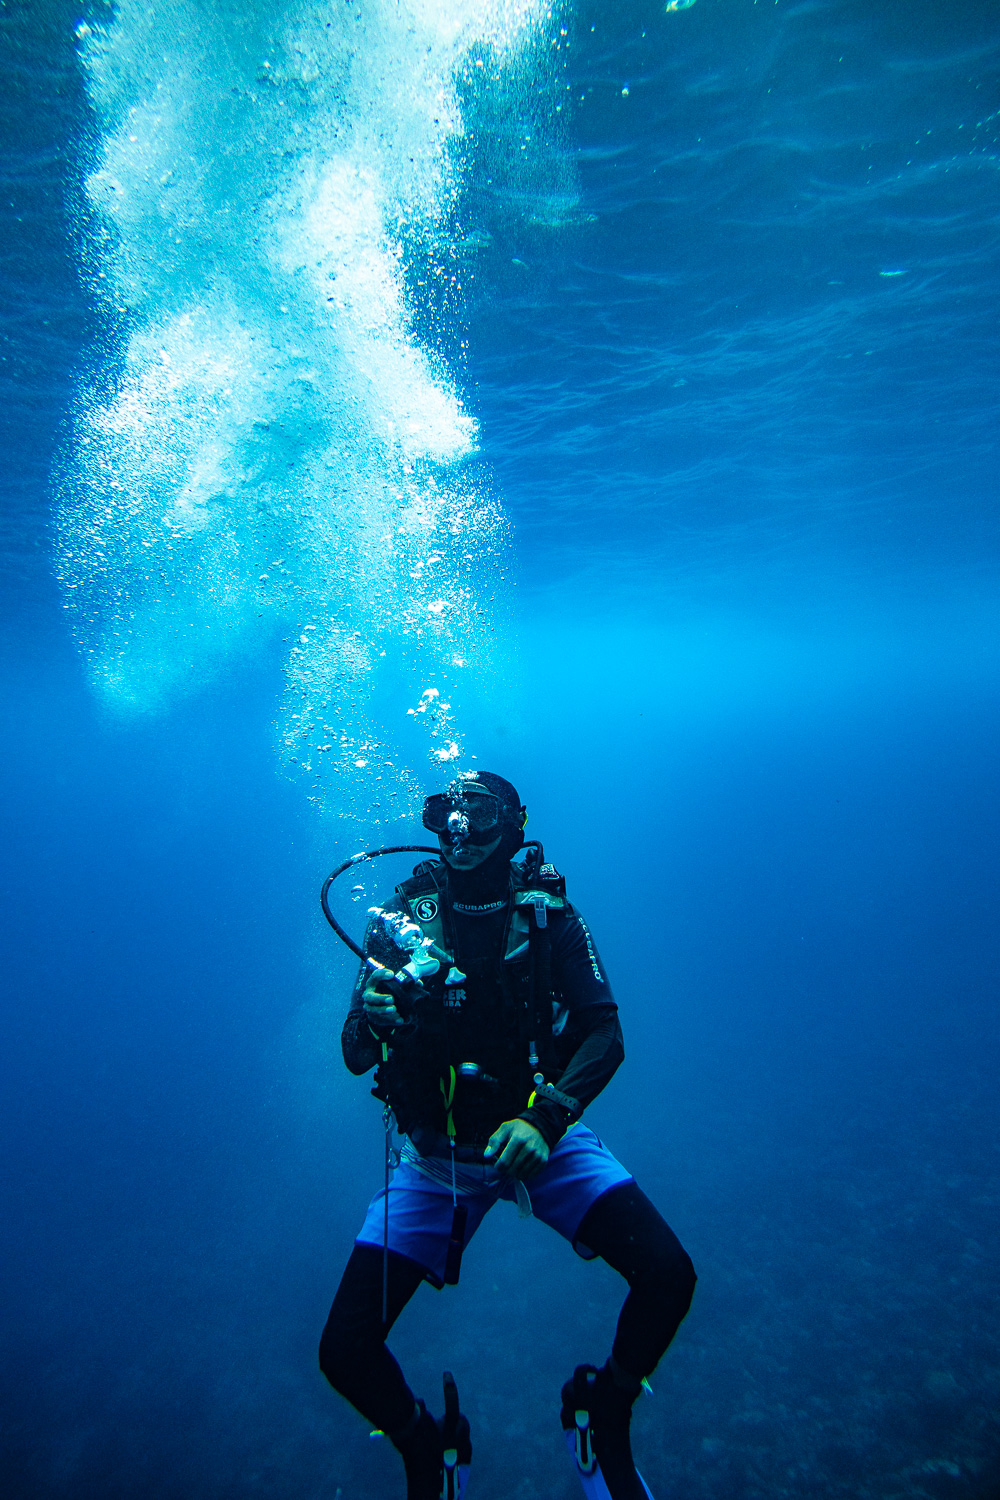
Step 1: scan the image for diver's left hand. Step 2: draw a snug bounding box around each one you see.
[484,1119,550,1179]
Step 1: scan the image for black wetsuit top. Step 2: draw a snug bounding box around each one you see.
[341,868,625,1149]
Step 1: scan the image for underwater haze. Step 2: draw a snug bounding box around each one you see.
[2,0,999,1496]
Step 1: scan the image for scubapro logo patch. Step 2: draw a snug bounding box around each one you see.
[414,897,439,923]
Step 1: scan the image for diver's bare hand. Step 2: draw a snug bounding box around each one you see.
[363,968,404,1029]
[484,1119,550,1180]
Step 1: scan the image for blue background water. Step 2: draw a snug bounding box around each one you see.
[2,2,999,1498]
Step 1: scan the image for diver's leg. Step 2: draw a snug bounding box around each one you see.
[318,1241,424,1434]
[526,1130,695,1500]
[319,1243,448,1499]
[564,1180,696,1500]
[321,1161,492,1499]
[575,1178,697,1381]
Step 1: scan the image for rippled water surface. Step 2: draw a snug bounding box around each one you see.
[2,1,999,1497]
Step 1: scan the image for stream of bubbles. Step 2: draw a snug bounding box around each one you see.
[57,0,576,822]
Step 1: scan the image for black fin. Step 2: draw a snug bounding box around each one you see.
[438,1370,472,1469]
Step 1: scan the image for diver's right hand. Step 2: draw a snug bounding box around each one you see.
[363,968,405,1030]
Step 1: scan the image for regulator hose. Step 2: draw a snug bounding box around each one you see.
[320,845,439,960]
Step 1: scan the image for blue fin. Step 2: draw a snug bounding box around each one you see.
[563,1428,654,1500]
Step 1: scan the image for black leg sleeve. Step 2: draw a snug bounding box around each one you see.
[575,1180,697,1380]
[319,1243,426,1435]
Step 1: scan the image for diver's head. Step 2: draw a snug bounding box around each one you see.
[422,771,526,871]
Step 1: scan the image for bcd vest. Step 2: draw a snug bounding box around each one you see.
[371,858,569,1146]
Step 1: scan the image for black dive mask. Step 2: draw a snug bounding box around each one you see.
[422,786,501,846]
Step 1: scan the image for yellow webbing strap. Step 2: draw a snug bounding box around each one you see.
[440,1065,457,1141]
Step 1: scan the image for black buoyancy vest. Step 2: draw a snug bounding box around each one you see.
[372,858,569,1145]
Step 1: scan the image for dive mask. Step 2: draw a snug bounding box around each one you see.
[422,785,501,843]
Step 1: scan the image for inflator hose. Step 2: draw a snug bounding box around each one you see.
[320,846,440,959]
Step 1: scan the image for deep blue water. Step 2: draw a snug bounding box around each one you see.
[2,2,999,1498]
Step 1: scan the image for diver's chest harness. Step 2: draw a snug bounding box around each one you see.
[372,860,576,1146]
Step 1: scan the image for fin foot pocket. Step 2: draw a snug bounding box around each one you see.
[394,1375,472,1500]
[394,1401,441,1500]
[560,1364,654,1500]
[438,1371,472,1500]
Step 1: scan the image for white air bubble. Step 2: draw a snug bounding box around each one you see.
[57,0,561,815]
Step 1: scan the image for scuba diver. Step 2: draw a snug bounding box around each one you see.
[318,771,696,1500]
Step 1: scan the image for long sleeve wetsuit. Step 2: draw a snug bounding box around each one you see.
[341,897,625,1148]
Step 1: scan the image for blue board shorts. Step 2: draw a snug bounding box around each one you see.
[356,1123,632,1287]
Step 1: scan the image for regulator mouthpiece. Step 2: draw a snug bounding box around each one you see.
[447,809,470,839]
